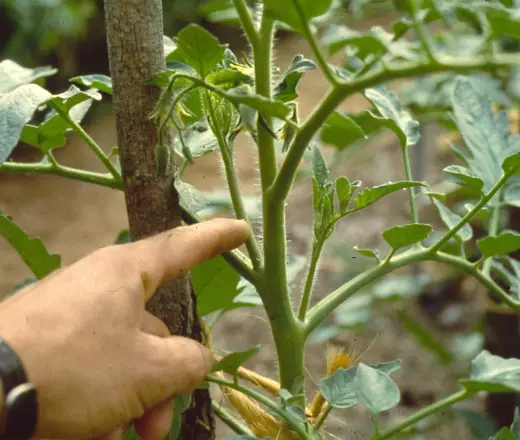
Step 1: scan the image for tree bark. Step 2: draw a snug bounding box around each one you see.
[103,1,215,438]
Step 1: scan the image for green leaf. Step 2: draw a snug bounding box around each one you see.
[431,198,473,242]
[444,165,484,192]
[461,350,520,393]
[503,137,520,175]
[382,223,433,251]
[492,428,517,440]
[206,69,253,88]
[226,86,291,119]
[263,0,333,33]
[335,176,358,213]
[123,426,142,440]
[364,86,421,148]
[191,255,241,316]
[0,213,61,279]
[176,180,212,214]
[353,246,380,261]
[273,54,316,102]
[355,363,400,413]
[477,231,520,258]
[176,24,227,77]
[69,74,113,95]
[311,146,329,187]
[0,59,57,94]
[451,77,519,191]
[0,84,52,164]
[321,111,366,150]
[167,394,192,440]
[174,123,219,160]
[354,181,426,211]
[455,409,498,440]
[115,229,130,244]
[213,345,261,374]
[203,90,234,139]
[318,360,401,410]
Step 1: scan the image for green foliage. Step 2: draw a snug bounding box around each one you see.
[382,223,433,251]
[213,345,261,374]
[263,0,333,33]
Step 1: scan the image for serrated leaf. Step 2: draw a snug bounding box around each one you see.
[431,198,473,242]
[355,363,400,413]
[176,24,227,77]
[69,74,113,95]
[226,86,291,119]
[0,84,52,164]
[0,60,57,94]
[213,345,261,374]
[263,0,333,33]
[364,86,420,148]
[444,165,484,192]
[0,214,61,279]
[321,111,366,150]
[273,54,316,102]
[477,231,520,258]
[318,360,401,409]
[354,181,426,211]
[382,223,433,251]
[461,350,520,393]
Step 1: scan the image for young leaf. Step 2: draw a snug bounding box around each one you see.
[263,0,332,33]
[353,246,380,261]
[0,84,52,164]
[335,176,357,213]
[206,69,253,88]
[477,231,520,258]
[444,165,484,192]
[69,74,113,95]
[191,255,241,317]
[354,181,426,211]
[431,198,473,242]
[311,146,329,187]
[320,112,366,150]
[176,24,227,77]
[173,123,219,160]
[364,86,421,149]
[491,428,517,440]
[461,350,520,393]
[0,214,61,279]
[0,59,57,94]
[382,223,433,251]
[213,345,261,374]
[226,86,291,119]
[273,54,316,102]
[354,363,400,413]
[503,136,520,175]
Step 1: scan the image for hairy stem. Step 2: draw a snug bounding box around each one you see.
[377,389,471,440]
[49,102,122,181]
[298,239,325,320]
[402,145,419,224]
[232,0,259,48]
[482,197,502,277]
[314,404,332,432]
[271,52,520,203]
[211,401,255,436]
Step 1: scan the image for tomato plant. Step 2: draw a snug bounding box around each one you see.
[3,0,520,439]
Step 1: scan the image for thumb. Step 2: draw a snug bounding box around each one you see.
[136,334,214,405]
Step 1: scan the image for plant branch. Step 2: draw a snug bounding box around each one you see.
[206,375,310,439]
[271,52,520,203]
[377,389,471,440]
[482,197,502,277]
[232,0,259,49]
[298,238,325,320]
[0,161,121,189]
[402,145,419,223]
[314,404,332,432]
[211,400,255,436]
[429,173,509,253]
[305,247,520,336]
[205,91,263,270]
[49,102,122,181]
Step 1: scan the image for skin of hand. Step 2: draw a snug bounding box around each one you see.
[0,218,250,440]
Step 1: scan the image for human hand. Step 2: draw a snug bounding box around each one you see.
[0,219,250,440]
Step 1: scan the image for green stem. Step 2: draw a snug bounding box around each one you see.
[0,160,257,285]
[254,13,305,398]
[206,375,310,439]
[211,400,255,436]
[482,198,502,277]
[314,404,332,432]
[377,389,472,440]
[305,247,520,337]
[205,92,263,270]
[291,0,337,85]
[0,161,121,189]
[406,0,437,62]
[402,145,419,224]
[49,102,122,181]
[430,173,509,254]
[232,0,259,49]
[298,239,324,320]
[271,52,520,203]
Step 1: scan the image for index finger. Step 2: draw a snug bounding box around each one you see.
[129,218,250,301]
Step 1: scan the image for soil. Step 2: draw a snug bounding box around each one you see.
[0,15,487,440]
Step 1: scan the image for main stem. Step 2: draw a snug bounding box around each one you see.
[254,15,305,397]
